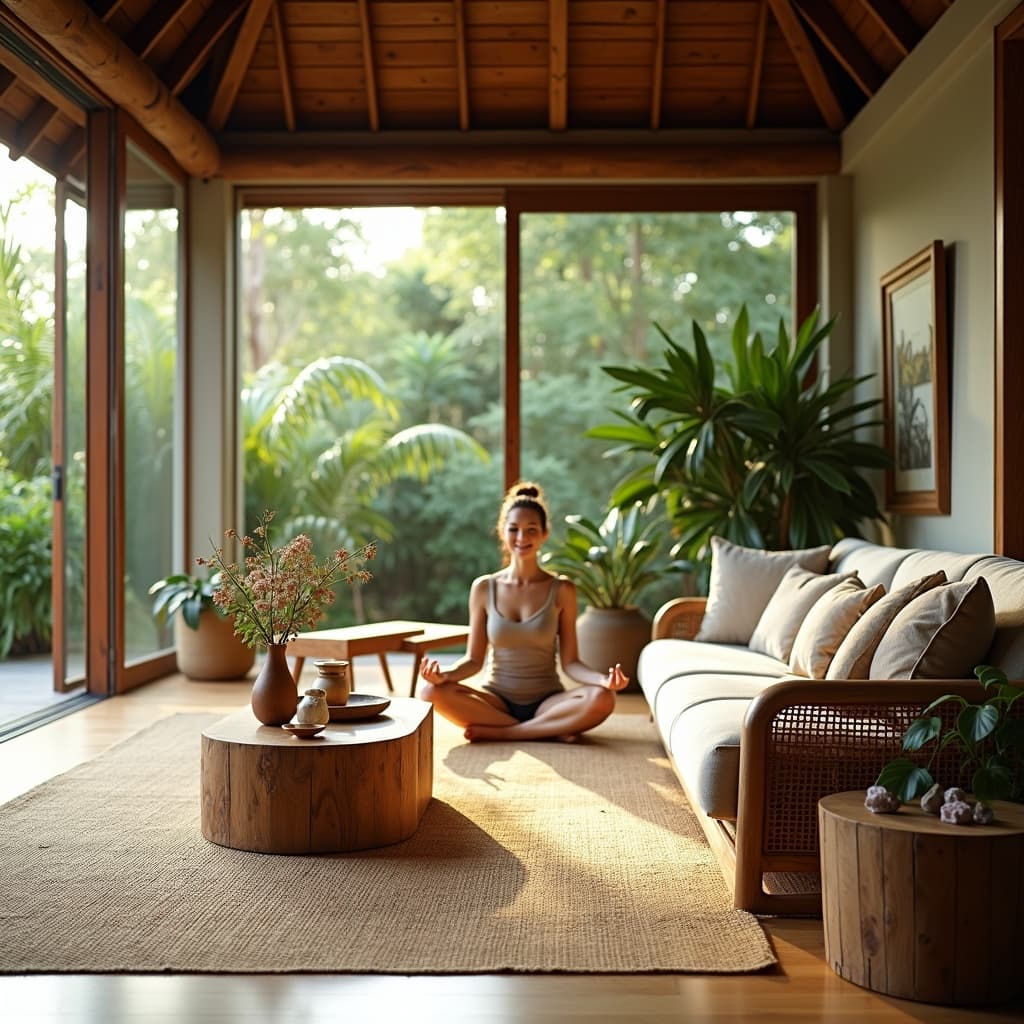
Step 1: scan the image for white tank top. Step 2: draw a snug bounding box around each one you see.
[483,574,564,704]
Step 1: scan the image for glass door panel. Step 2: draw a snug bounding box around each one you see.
[122,144,183,663]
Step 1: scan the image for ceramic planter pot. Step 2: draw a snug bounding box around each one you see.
[575,605,651,691]
[174,610,256,681]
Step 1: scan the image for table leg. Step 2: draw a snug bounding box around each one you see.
[377,652,394,692]
[409,654,424,697]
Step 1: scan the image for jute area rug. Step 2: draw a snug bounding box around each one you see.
[0,710,775,974]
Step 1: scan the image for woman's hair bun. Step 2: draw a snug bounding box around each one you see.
[516,485,539,498]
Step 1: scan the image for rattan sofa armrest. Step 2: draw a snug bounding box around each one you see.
[651,597,707,640]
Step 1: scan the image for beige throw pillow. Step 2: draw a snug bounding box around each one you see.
[826,571,946,680]
[868,577,996,680]
[748,566,859,663]
[789,579,886,679]
[695,537,831,646]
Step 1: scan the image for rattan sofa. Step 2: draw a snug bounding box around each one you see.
[637,538,1024,915]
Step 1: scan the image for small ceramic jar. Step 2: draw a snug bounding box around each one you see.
[314,659,351,706]
[295,687,330,726]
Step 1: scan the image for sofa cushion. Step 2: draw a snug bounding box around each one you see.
[829,538,917,590]
[636,638,786,711]
[869,577,996,679]
[695,537,831,646]
[826,571,947,680]
[789,579,885,679]
[749,566,859,663]
[649,671,781,739]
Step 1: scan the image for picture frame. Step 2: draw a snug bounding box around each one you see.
[880,240,949,515]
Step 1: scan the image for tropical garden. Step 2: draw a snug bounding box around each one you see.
[3,143,812,665]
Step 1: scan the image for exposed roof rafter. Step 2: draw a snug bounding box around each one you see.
[650,0,667,130]
[160,0,247,97]
[8,96,57,160]
[796,0,884,97]
[127,0,194,61]
[0,66,16,103]
[746,0,769,128]
[207,0,275,132]
[856,0,922,57]
[270,0,295,132]
[549,0,568,132]
[95,0,128,21]
[356,0,380,132]
[454,0,470,131]
[766,0,845,131]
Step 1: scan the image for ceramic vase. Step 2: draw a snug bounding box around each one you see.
[251,642,298,726]
[314,658,351,706]
[295,688,330,726]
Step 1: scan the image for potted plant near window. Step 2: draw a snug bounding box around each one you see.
[148,571,256,681]
[542,501,683,686]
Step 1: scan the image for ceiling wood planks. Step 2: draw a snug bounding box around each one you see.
[549,0,568,131]
[766,0,846,130]
[356,0,380,132]
[747,0,769,128]
[270,0,296,131]
[856,0,922,56]
[9,96,57,159]
[127,0,193,61]
[796,0,883,96]
[207,0,276,132]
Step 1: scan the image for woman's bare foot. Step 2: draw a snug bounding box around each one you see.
[464,723,514,742]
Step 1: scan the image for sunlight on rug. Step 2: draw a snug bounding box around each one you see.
[0,710,776,974]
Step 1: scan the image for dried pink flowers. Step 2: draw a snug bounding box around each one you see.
[197,509,376,647]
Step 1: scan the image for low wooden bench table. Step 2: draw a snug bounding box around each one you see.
[200,698,433,854]
[287,619,470,696]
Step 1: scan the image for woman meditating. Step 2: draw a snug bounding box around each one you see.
[418,482,629,742]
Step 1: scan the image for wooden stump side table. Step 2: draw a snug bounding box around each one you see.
[201,698,433,854]
[818,790,1024,1005]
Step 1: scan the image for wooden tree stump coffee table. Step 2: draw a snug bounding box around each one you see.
[200,697,433,854]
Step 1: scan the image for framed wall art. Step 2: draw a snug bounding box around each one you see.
[880,240,949,515]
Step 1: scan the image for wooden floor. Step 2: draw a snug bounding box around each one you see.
[1,662,1021,1023]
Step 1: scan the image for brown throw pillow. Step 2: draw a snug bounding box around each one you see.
[827,571,947,680]
[789,579,886,679]
[695,537,831,646]
[748,566,859,663]
[868,577,996,680]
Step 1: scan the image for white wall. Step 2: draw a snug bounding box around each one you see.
[841,0,1019,554]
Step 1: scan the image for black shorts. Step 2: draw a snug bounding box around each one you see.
[499,692,560,723]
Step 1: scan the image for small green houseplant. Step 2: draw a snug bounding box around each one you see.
[542,502,683,684]
[149,571,255,681]
[877,665,1024,804]
[587,306,890,584]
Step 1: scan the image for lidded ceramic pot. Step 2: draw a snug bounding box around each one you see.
[314,659,351,706]
[295,688,330,726]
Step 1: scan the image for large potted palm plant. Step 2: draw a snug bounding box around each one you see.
[588,306,890,583]
[542,502,683,685]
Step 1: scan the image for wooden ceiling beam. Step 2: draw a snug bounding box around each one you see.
[0,66,16,102]
[766,0,845,131]
[796,0,884,96]
[356,0,380,132]
[8,96,58,160]
[855,0,922,57]
[207,0,275,132]
[650,0,666,130]
[549,0,568,131]
[95,0,128,20]
[270,0,295,131]
[746,0,769,128]
[160,0,247,97]
[127,0,194,61]
[3,0,218,177]
[219,140,841,182]
[454,0,469,131]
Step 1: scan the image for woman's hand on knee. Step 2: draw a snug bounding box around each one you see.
[419,658,448,685]
[606,663,629,692]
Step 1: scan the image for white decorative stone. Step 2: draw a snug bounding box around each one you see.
[921,783,944,814]
[940,799,973,825]
[865,785,901,813]
[944,787,969,804]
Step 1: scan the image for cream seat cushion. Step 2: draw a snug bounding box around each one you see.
[827,571,946,680]
[695,537,831,646]
[749,565,858,663]
[789,578,885,679]
[869,577,995,680]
